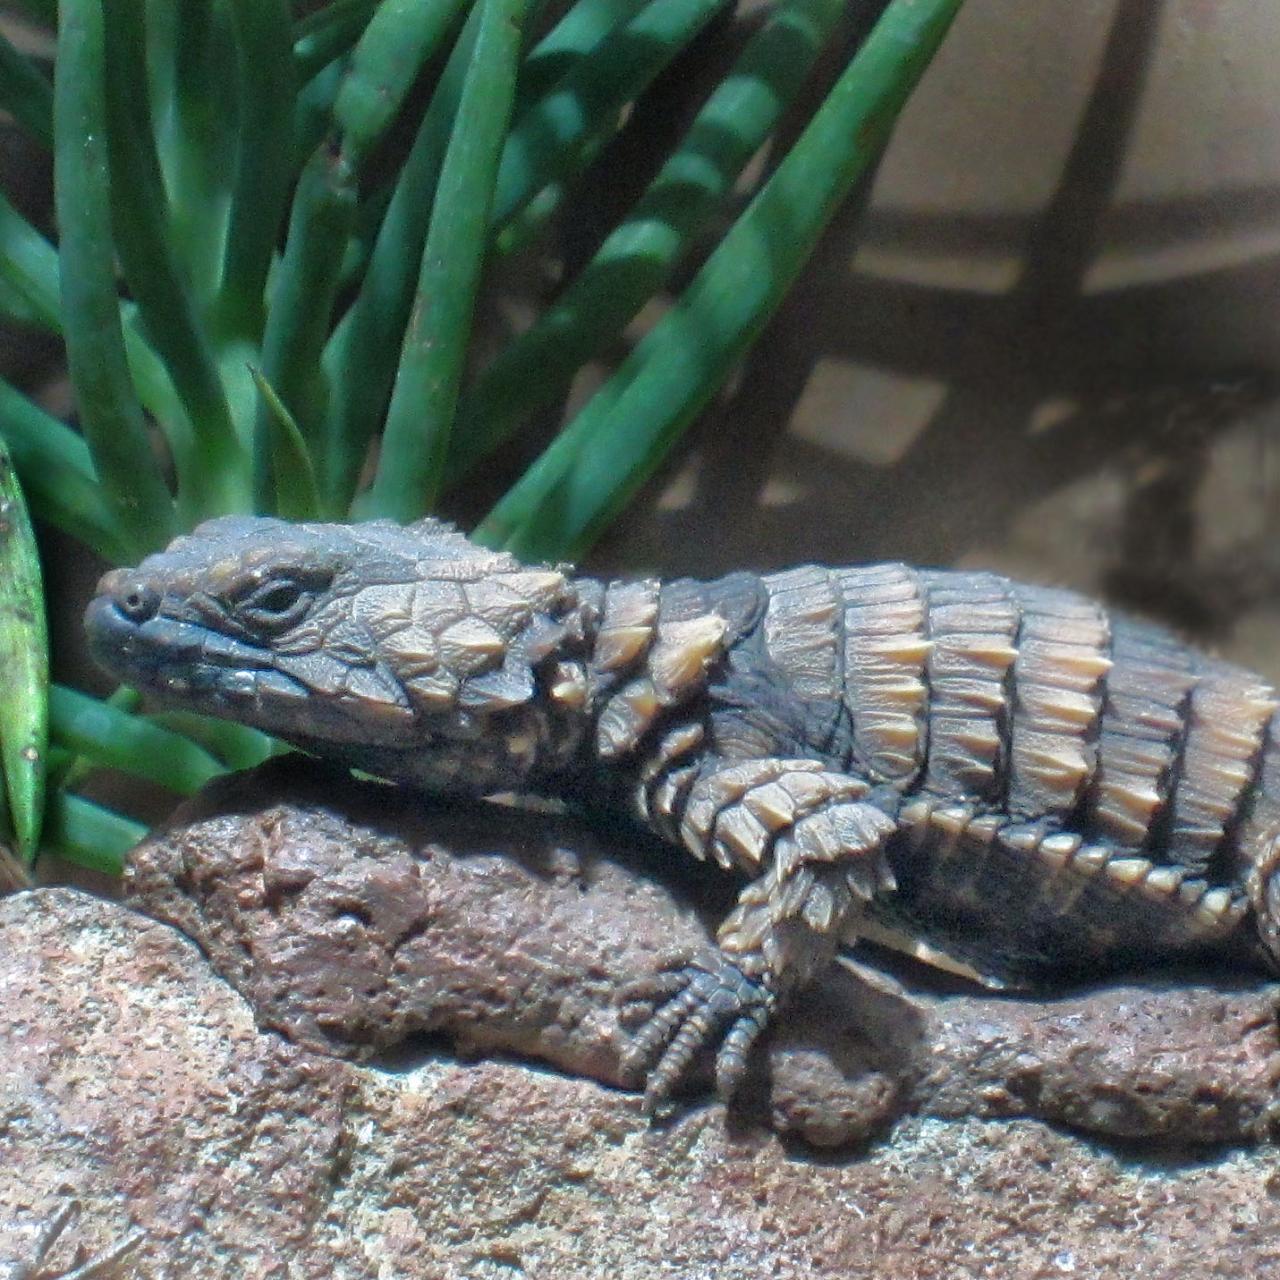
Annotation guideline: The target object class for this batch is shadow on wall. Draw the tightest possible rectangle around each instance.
[586,0,1280,667]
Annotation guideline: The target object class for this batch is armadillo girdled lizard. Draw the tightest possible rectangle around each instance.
[85,517,1280,1109]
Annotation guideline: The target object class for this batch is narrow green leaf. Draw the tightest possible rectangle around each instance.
[363,0,527,520]
[446,0,845,485]
[480,0,968,560]
[0,189,191,441]
[254,141,356,514]
[294,0,375,40]
[49,685,224,795]
[492,177,565,259]
[489,0,732,230]
[147,712,278,772]
[0,763,10,862]
[335,168,391,287]
[321,0,686,515]
[0,187,61,331]
[294,0,379,83]
[54,0,176,556]
[46,683,138,792]
[334,0,471,171]
[0,29,54,148]
[0,378,126,560]
[320,0,487,513]
[103,0,252,524]
[220,0,298,340]
[296,50,348,163]
[514,0,640,106]
[0,444,47,861]
[42,790,146,875]
[0,765,29,888]
[0,277,44,328]
[491,32,626,262]
[155,0,239,305]
[249,365,322,520]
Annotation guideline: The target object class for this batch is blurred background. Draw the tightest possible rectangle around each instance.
[523,0,1280,674]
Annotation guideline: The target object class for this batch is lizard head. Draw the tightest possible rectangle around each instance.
[85,516,596,790]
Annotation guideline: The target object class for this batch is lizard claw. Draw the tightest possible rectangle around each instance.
[620,953,774,1112]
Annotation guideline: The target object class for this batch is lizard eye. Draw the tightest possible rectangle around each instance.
[235,577,313,634]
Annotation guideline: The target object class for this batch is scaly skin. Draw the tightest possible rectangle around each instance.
[86,517,1280,1110]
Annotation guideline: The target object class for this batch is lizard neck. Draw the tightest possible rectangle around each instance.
[577,575,731,775]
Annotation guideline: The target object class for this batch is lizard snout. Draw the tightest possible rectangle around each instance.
[96,570,161,624]
[84,580,162,680]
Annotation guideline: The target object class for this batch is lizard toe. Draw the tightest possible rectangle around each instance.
[621,954,774,1113]
[713,1000,773,1102]
[616,957,699,1029]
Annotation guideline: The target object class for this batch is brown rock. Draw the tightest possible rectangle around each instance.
[127,757,1280,1149]
[0,888,354,1278]
[6,757,1280,1277]
[4,890,1280,1277]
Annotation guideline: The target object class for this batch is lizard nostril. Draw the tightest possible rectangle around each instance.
[117,583,159,624]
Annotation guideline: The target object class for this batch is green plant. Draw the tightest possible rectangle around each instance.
[0,0,964,877]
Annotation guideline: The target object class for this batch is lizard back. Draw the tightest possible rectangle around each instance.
[607,564,1280,984]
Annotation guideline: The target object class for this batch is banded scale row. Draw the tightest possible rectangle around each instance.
[591,564,1280,885]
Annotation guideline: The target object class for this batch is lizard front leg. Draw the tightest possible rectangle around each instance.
[623,758,898,1109]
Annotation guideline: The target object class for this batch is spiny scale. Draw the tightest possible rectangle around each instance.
[885,799,1252,984]
[591,561,1278,991]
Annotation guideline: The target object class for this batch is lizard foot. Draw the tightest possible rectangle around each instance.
[620,953,774,1113]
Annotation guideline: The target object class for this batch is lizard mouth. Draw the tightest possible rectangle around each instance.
[84,595,307,706]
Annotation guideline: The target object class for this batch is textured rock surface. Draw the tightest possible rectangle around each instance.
[4,874,1280,1277]
[126,757,1280,1149]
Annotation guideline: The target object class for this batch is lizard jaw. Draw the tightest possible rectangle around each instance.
[84,594,308,707]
